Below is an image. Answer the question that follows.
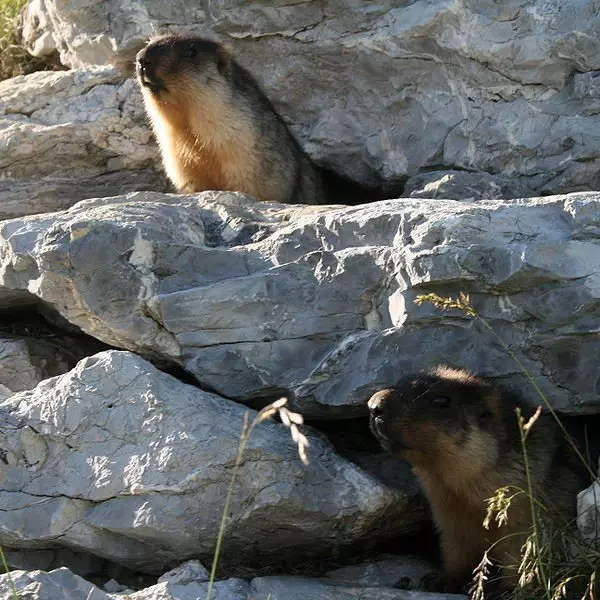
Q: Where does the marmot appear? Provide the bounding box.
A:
[368,366,596,595]
[136,34,378,205]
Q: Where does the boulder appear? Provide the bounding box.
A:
[0,567,471,600]
[1,191,600,416]
[18,0,600,194]
[0,568,111,600]
[577,461,600,545]
[0,67,166,219]
[0,350,422,574]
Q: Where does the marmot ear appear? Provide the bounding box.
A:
[216,44,233,75]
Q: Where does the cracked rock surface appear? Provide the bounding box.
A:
[0,350,422,574]
[2,1,600,596]
[0,68,166,219]
[16,0,600,195]
[1,191,600,416]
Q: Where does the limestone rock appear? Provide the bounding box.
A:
[404,171,535,201]
[0,567,250,600]
[248,576,466,599]
[0,68,166,218]
[157,560,209,585]
[122,578,250,600]
[1,191,600,416]
[577,463,600,545]
[0,568,111,600]
[18,0,600,194]
[326,555,438,590]
[0,350,421,574]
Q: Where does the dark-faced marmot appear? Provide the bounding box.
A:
[136,34,377,205]
[368,366,596,595]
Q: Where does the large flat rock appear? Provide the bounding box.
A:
[0,191,599,415]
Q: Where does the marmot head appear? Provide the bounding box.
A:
[136,35,232,106]
[368,366,504,477]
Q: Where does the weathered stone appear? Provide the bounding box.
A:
[0,568,111,600]
[0,567,250,600]
[248,576,466,599]
[18,0,600,194]
[121,578,250,600]
[0,350,422,574]
[0,312,110,392]
[0,68,166,218]
[1,191,600,416]
[0,338,43,391]
[404,170,535,201]
[326,555,438,590]
[157,560,209,585]
[577,461,600,545]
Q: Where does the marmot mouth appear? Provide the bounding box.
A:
[370,417,412,455]
[370,417,392,450]
[137,65,167,94]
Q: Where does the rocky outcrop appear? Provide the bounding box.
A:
[2,1,600,597]
[2,191,600,416]
[18,0,600,195]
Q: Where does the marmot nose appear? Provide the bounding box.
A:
[367,388,395,416]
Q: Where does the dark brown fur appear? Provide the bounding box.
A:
[136,35,379,205]
[368,366,595,595]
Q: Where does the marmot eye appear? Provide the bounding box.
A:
[182,45,197,59]
[432,395,451,407]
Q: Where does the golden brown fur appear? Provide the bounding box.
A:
[368,366,595,595]
[136,35,377,205]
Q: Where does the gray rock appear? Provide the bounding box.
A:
[122,578,250,600]
[577,462,600,544]
[0,350,422,574]
[17,0,600,194]
[0,68,166,219]
[1,191,600,415]
[249,576,466,599]
[103,579,131,593]
[0,338,43,391]
[158,560,209,584]
[0,568,111,600]
[404,171,535,201]
[3,548,106,578]
[326,555,438,590]
[0,567,249,600]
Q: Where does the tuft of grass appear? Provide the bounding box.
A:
[0,545,19,599]
[0,0,59,81]
[417,292,600,600]
[204,397,308,600]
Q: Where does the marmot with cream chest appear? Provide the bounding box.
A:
[136,35,374,205]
